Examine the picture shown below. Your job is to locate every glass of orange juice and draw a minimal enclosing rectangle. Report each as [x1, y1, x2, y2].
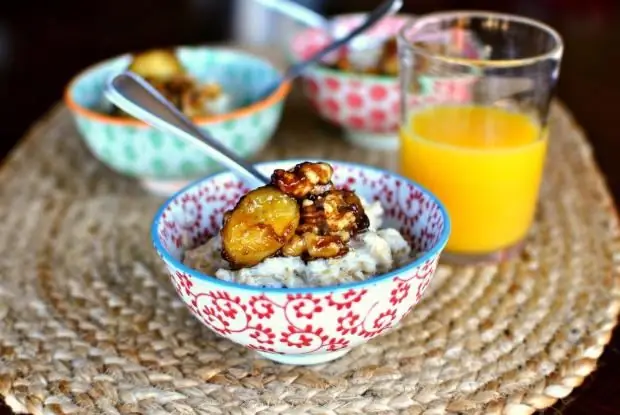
[397, 11, 563, 263]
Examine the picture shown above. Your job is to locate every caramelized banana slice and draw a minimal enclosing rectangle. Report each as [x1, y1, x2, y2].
[221, 186, 300, 268]
[128, 49, 186, 79]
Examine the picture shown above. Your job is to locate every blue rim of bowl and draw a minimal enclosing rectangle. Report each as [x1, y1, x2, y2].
[150, 159, 452, 294]
[64, 45, 292, 128]
[284, 13, 415, 84]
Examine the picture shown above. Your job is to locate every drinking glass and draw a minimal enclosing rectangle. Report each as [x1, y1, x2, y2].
[397, 11, 563, 263]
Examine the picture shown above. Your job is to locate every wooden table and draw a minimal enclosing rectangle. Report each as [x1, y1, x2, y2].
[1, 0, 619, 413]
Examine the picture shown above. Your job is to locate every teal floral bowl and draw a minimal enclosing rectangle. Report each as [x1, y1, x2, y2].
[65, 46, 291, 196]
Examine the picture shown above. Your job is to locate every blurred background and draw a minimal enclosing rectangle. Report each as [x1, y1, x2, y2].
[0, 0, 618, 177]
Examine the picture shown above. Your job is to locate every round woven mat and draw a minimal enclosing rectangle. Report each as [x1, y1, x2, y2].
[1, 89, 619, 415]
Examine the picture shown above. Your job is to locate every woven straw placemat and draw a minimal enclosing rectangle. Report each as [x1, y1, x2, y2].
[1, 81, 619, 414]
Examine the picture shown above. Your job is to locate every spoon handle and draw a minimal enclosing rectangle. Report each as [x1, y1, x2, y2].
[105, 72, 269, 187]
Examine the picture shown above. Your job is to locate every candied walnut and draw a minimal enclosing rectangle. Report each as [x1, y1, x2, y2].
[325, 190, 369, 233]
[378, 38, 398, 76]
[287, 189, 369, 261]
[271, 162, 334, 198]
[181, 83, 223, 117]
[333, 55, 353, 72]
[304, 233, 347, 258]
[296, 199, 327, 235]
[282, 232, 348, 259]
[221, 186, 300, 268]
[146, 75, 194, 111]
[149, 77, 223, 117]
[200, 83, 223, 99]
[326, 37, 398, 76]
[298, 190, 369, 237]
[181, 90, 204, 118]
[160, 77, 196, 111]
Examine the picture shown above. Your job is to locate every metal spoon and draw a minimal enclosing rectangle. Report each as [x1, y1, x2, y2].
[260, 0, 402, 98]
[253, 0, 399, 55]
[104, 72, 270, 188]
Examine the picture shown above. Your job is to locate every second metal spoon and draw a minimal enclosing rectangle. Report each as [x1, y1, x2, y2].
[259, 0, 403, 98]
[253, 0, 396, 59]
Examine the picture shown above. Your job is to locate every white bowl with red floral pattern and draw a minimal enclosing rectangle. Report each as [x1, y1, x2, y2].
[151, 160, 450, 365]
[289, 14, 480, 150]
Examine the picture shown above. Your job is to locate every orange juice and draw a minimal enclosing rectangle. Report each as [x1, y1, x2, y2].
[400, 105, 547, 254]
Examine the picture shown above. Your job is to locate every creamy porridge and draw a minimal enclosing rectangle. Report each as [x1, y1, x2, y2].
[182, 162, 416, 288]
[183, 199, 413, 288]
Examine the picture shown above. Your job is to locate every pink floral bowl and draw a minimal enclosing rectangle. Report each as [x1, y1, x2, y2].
[151, 160, 450, 365]
[289, 14, 481, 150]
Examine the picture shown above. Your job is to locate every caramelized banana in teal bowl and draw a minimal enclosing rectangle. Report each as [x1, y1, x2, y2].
[65, 47, 291, 196]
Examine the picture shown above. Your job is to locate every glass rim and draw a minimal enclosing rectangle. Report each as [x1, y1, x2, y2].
[397, 10, 564, 68]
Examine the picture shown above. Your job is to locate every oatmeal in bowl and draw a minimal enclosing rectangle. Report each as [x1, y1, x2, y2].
[184, 162, 415, 288]
[152, 160, 450, 365]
